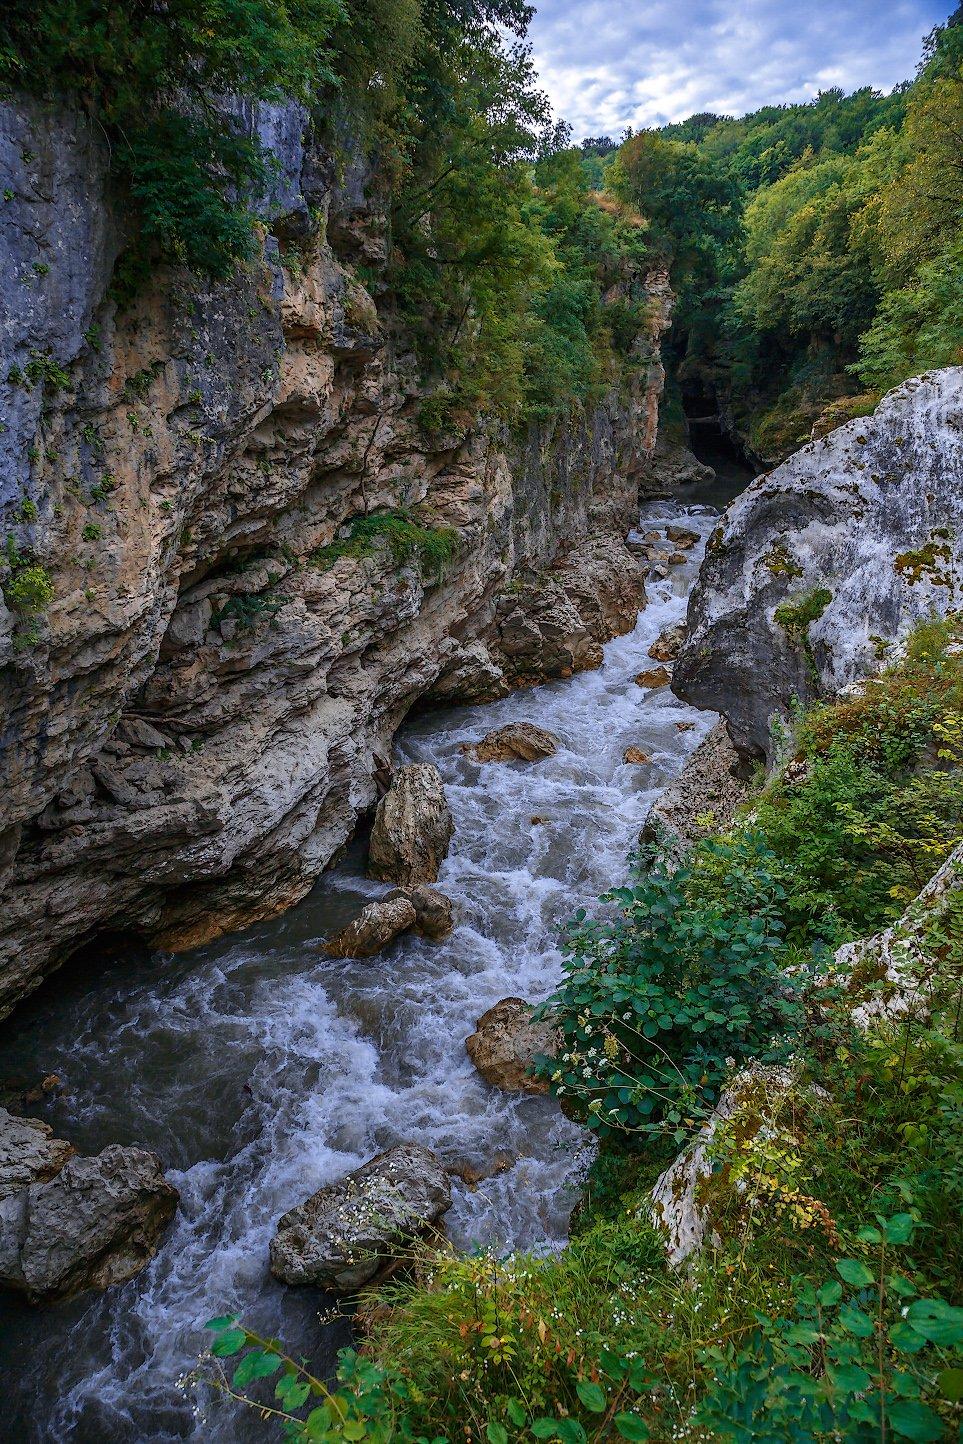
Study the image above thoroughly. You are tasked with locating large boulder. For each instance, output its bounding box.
[385,885,455,941]
[674,370,963,761]
[368,764,454,886]
[269,1143,452,1293]
[324,896,417,959]
[641,723,749,861]
[0,1108,74,1201]
[465,998,559,1095]
[473,723,560,763]
[0,1144,179,1303]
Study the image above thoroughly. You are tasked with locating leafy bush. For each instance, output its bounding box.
[535,834,805,1140]
[311,512,459,584]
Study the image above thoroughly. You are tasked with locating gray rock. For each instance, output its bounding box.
[465,997,559,1094]
[0,1108,74,1201]
[0,1144,179,1303]
[368,764,454,886]
[641,723,749,861]
[674,370,963,761]
[323,896,417,959]
[473,722,560,763]
[269,1143,452,1292]
[386,885,455,941]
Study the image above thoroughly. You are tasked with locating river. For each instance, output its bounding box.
[0,484,745,1442]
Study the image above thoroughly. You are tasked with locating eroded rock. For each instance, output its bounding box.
[0,1145,179,1303]
[269,1143,452,1292]
[648,624,686,662]
[641,723,748,862]
[473,723,560,763]
[634,665,671,689]
[623,747,651,766]
[385,885,455,941]
[465,998,559,1094]
[0,1109,74,1202]
[368,765,454,886]
[323,897,417,959]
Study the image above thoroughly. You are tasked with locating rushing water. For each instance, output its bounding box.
[0,489,743,1443]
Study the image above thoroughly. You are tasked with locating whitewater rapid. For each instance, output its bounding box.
[0,499,723,1442]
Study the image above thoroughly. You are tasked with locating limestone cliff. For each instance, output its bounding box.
[0,98,671,1016]
[674,370,963,761]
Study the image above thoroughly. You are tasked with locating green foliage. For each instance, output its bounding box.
[534,834,804,1139]
[311,511,459,584]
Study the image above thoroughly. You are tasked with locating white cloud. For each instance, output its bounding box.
[527,0,952,138]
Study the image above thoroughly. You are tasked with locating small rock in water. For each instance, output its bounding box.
[269,1143,452,1293]
[666,526,700,549]
[473,722,560,763]
[368,763,454,885]
[449,1152,517,1189]
[634,665,671,689]
[323,896,417,959]
[0,1144,179,1303]
[649,623,686,662]
[465,998,559,1094]
[623,746,651,765]
[668,551,688,566]
[385,885,455,941]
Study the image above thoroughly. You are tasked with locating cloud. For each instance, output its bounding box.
[527,0,952,139]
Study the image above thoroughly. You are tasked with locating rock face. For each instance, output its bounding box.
[473,723,560,763]
[641,723,749,860]
[323,896,417,959]
[0,1108,75,1200]
[0,1144,179,1303]
[674,371,963,761]
[0,96,672,1017]
[269,1143,451,1292]
[465,998,559,1094]
[367,764,454,886]
[385,885,455,941]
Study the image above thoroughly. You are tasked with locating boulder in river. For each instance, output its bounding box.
[269,1143,452,1293]
[0,1144,179,1303]
[623,746,651,766]
[465,998,559,1094]
[0,1107,75,1201]
[634,665,671,689]
[473,722,560,763]
[665,526,700,549]
[368,763,454,886]
[648,623,686,662]
[385,885,455,941]
[324,896,418,959]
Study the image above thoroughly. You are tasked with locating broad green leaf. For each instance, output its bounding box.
[836,1258,874,1287]
[575,1381,606,1413]
[341,1420,367,1441]
[905,1298,963,1346]
[614,1412,650,1442]
[818,1279,843,1307]
[487,1424,508,1444]
[210,1328,246,1357]
[886,1399,944,1441]
[883,1213,916,1244]
[204,1315,238,1331]
[555,1420,587,1444]
[531,1420,556,1439]
[507,1399,527,1427]
[838,1303,875,1338]
[828,1363,872,1393]
[938,1367,963,1401]
[889,1321,927,1354]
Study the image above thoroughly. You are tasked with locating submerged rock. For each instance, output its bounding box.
[634,665,671,689]
[0,1108,74,1201]
[0,1144,179,1303]
[473,723,560,763]
[368,764,454,886]
[465,998,559,1094]
[666,526,700,549]
[623,746,651,766]
[324,896,417,959]
[674,369,963,761]
[269,1143,452,1293]
[386,885,455,941]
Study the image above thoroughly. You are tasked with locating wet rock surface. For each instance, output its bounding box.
[368,764,454,886]
[385,885,455,940]
[634,665,671,689]
[323,896,417,959]
[269,1143,452,1292]
[0,1108,75,1201]
[0,1144,179,1303]
[473,723,560,763]
[675,369,963,761]
[465,998,559,1095]
[648,623,687,662]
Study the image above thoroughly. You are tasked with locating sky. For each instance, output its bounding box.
[526,0,954,139]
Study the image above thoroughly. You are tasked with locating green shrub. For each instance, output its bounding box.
[311,511,459,584]
[535,833,805,1141]
[4,561,53,613]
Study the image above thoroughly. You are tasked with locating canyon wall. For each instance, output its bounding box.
[674,369,963,761]
[0,98,671,1016]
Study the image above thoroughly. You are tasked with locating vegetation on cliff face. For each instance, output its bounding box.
[199,637,963,1438]
[0,0,656,428]
[600,6,963,459]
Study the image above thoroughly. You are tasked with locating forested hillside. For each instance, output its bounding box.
[602,6,963,459]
